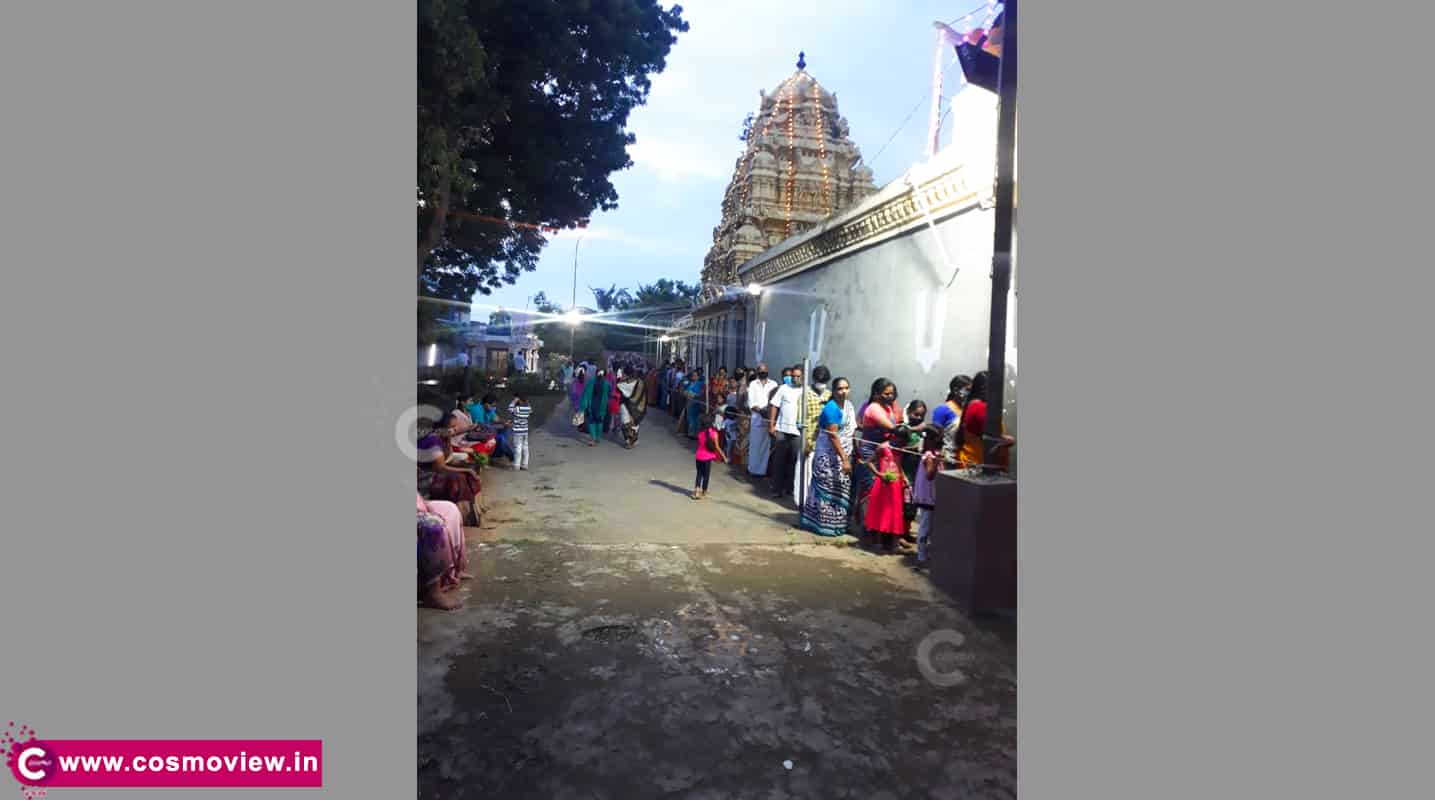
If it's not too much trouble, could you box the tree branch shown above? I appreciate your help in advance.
[418,146,451,273]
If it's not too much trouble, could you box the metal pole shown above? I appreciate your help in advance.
[800,356,810,514]
[982,0,1016,475]
[568,271,576,362]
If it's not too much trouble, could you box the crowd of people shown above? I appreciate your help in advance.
[681,360,1017,561]
[563,355,651,449]
[573,354,1017,564]
[416,351,1016,609]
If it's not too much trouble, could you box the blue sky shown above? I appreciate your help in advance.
[474,0,996,318]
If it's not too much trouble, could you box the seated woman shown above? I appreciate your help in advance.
[468,394,515,463]
[448,402,476,434]
[417,493,469,609]
[416,431,481,526]
[440,408,482,464]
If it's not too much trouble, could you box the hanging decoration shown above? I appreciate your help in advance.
[807,306,828,367]
[913,289,947,374]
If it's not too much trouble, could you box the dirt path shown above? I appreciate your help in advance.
[476,396,818,544]
[422,397,1017,799]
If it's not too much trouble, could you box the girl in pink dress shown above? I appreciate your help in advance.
[693,414,728,500]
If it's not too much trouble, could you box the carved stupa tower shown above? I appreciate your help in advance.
[699,53,878,304]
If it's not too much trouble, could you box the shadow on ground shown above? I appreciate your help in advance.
[420,542,1016,799]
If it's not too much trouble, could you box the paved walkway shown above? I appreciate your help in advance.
[420,397,1017,799]
[475,397,816,544]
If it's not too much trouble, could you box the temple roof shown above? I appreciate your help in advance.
[697,54,877,305]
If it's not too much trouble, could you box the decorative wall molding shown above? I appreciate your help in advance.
[737,160,987,287]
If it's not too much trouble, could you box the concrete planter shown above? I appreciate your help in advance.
[930,469,1017,615]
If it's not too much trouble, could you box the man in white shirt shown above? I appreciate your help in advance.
[767,365,805,499]
[746,362,778,477]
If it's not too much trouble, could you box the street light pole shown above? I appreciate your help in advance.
[982,0,1016,475]
[570,235,583,360]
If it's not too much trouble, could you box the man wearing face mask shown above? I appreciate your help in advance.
[793,365,832,505]
[768,365,806,500]
[746,363,778,478]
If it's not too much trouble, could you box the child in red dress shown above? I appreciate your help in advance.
[863,440,910,553]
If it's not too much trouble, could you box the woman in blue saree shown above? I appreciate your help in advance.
[579,367,611,446]
[683,369,706,439]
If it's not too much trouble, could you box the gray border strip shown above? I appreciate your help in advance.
[0,3,415,798]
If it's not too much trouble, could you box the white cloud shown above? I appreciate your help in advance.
[627,136,729,184]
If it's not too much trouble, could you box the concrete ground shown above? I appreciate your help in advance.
[419,399,1017,799]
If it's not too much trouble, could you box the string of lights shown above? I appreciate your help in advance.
[740,75,787,214]
[813,78,831,216]
[783,79,796,237]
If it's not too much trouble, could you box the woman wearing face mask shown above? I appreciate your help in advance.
[854,378,903,545]
[861,381,911,554]
[801,376,857,537]
[934,374,973,468]
[709,367,729,415]
[725,368,747,467]
[681,368,706,439]
[957,370,1015,469]
[793,365,832,505]
[900,399,930,541]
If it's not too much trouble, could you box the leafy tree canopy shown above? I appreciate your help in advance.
[623,278,700,309]
[418,0,689,301]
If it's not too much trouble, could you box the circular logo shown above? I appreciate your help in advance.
[915,628,968,687]
[396,404,445,460]
[10,740,57,786]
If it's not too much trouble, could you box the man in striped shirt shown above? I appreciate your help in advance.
[508,393,533,470]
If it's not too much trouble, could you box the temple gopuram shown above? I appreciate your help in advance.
[661,40,1014,461]
[674,54,878,368]
[700,53,878,304]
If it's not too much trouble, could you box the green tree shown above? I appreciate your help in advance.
[530,291,563,315]
[590,284,633,312]
[418,1,689,301]
[625,278,700,309]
